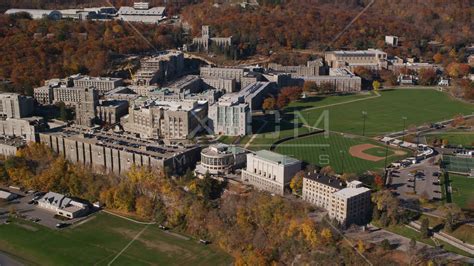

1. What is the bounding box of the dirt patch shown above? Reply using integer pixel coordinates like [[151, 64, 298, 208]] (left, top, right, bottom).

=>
[[349, 144, 386, 162], [16, 222, 38, 232]]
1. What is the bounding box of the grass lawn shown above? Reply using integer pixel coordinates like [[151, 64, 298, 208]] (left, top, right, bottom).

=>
[[275, 132, 408, 174], [416, 214, 474, 245], [245, 119, 313, 151], [364, 147, 395, 157], [449, 224, 474, 246], [424, 131, 474, 147], [0, 212, 232, 265], [449, 174, 474, 210], [288, 89, 474, 137], [385, 224, 473, 258]]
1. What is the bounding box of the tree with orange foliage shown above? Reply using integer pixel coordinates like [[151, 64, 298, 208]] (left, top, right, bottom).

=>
[[262, 97, 276, 111], [374, 174, 384, 189], [432, 53, 443, 64]]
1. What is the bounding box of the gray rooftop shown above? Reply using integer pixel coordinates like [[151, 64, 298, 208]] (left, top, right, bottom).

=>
[[254, 150, 300, 166]]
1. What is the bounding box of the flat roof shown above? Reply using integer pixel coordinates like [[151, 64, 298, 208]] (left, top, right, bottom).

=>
[[333, 187, 370, 199], [254, 150, 300, 166], [41, 126, 195, 160]]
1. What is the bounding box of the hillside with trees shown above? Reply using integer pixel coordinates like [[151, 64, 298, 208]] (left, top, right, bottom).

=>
[[0, 143, 423, 265], [0, 15, 183, 94], [182, 0, 473, 61]]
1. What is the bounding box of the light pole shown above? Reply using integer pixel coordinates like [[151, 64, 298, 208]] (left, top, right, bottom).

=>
[[383, 145, 389, 180], [340, 150, 345, 174], [402, 116, 407, 142], [362, 111, 367, 136]]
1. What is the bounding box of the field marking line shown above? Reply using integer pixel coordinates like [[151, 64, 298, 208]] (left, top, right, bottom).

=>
[[102, 210, 156, 225], [244, 118, 268, 149], [107, 224, 149, 266], [301, 91, 380, 113]]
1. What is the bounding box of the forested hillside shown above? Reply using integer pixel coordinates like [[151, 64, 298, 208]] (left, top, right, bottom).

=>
[[0, 0, 472, 93], [182, 0, 473, 59], [0, 15, 183, 94]]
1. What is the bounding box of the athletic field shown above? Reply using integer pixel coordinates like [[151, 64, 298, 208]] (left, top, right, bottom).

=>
[[275, 133, 408, 174], [287, 89, 474, 137], [0, 212, 231, 265]]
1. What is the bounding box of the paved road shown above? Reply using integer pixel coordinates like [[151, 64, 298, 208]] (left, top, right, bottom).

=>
[[345, 225, 474, 264], [0, 251, 23, 266]]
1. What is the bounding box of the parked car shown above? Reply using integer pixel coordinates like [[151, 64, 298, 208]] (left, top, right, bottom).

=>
[[199, 239, 210, 245], [56, 222, 69, 228]]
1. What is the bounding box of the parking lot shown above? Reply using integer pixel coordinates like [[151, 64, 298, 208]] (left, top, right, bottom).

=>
[[0, 190, 91, 229], [390, 157, 442, 202]]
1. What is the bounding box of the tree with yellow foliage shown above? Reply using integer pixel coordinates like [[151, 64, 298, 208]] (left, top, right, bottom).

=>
[[372, 80, 381, 91], [301, 218, 319, 247], [289, 170, 304, 195], [357, 239, 365, 253], [320, 228, 333, 244]]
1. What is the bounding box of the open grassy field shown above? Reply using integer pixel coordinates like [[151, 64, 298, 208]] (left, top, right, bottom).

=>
[[0, 212, 232, 266], [287, 89, 474, 137], [448, 174, 474, 210], [275, 133, 408, 174], [424, 131, 474, 147]]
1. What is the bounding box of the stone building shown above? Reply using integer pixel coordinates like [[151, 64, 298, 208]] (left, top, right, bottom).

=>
[[325, 49, 388, 70], [0, 136, 26, 157], [0, 117, 45, 142], [0, 93, 34, 119], [75, 87, 99, 126], [71, 74, 123, 94], [121, 100, 207, 140], [297, 75, 362, 93], [268, 59, 322, 77], [96, 100, 129, 125], [34, 86, 54, 105], [192, 25, 232, 52], [201, 77, 236, 93], [241, 150, 302, 195], [39, 126, 201, 175], [200, 66, 261, 90], [134, 51, 184, 85]]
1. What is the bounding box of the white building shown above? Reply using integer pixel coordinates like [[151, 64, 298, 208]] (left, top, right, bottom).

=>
[[195, 143, 247, 176], [38, 192, 88, 219], [302, 174, 371, 226], [329, 181, 371, 226], [385, 35, 399, 47], [0, 190, 18, 201], [208, 96, 250, 136], [241, 150, 302, 195], [5, 9, 62, 20], [117, 2, 166, 24]]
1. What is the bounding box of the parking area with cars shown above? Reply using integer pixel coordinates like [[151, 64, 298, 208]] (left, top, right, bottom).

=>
[[0, 190, 91, 229], [389, 157, 442, 202]]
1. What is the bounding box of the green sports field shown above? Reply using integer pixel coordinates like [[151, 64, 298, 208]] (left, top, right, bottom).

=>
[[286, 89, 474, 137], [424, 131, 474, 147], [448, 174, 474, 210], [0, 212, 231, 265], [275, 133, 408, 174]]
